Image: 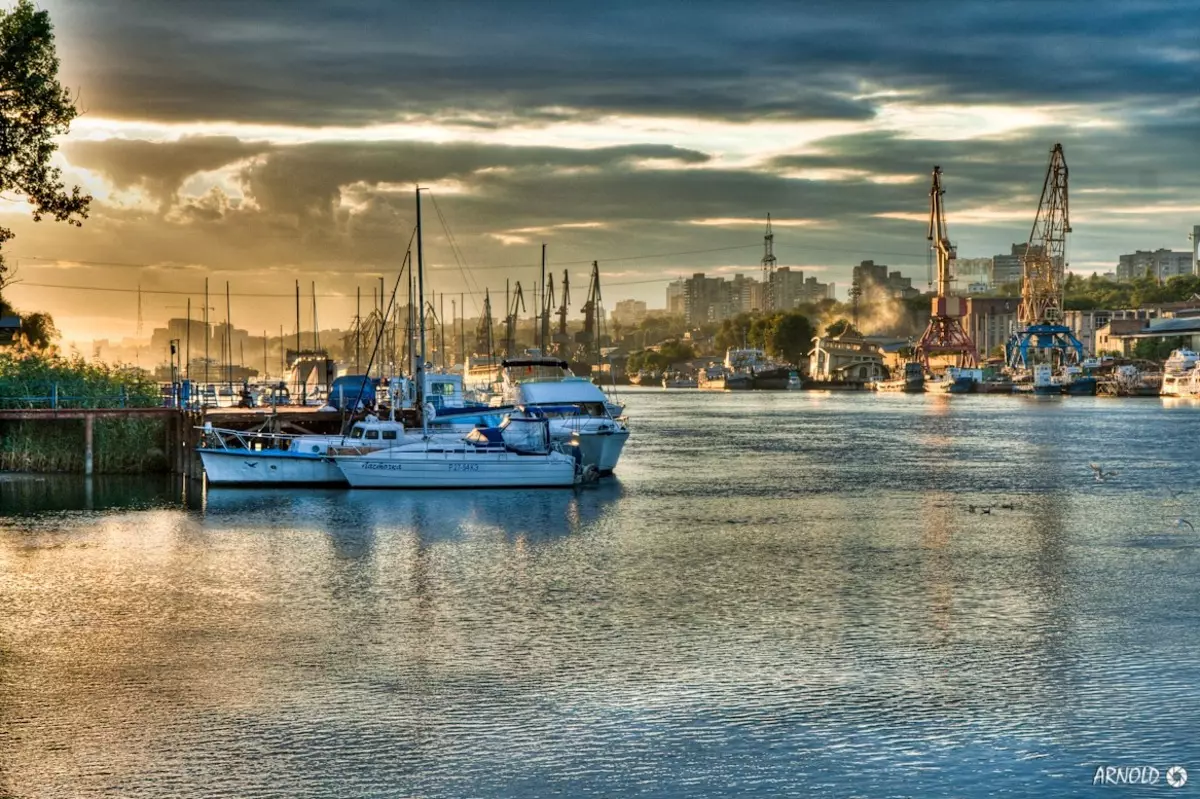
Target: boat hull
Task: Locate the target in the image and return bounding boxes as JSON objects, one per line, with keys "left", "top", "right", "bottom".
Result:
{"left": 751, "top": 367, "right": 797, "bottom": 390}
{"left": 198, "top": 448, "right": 346, "bottom": 485}
{"left": 1061, "top": 377, "right": 1098, "bottom": 396}
{"left": 724, "top": 374, "right": 754, "bottom": 390}
{"left": 571, "top": 428, "right": 629, "bottom": 475}
{"left": 335, "top": 448, "right": 578, "bottom": 488}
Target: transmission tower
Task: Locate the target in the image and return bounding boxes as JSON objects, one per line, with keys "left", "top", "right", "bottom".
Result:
{"left": 913, "top": 166, "right": 978, "bottom": 370}
{"left": 1006, "top": 143, "right": 1083, "bottom": 368}
{"left": 760, "top": 214, "right": 776, "bottom": 312}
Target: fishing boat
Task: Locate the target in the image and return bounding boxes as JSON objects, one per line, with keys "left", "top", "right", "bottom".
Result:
{"left": 333, "top": 415, "right": 579, "bottom": 489}
{"left": 1058, "top": 366, "right": 1098, "bottom": 396}
{"left": 697, "top": 365, "right": 727, "bottom": 390}
{"left": 925, "top": 367, "right": 973, "bottom": 394}
{"left": 871, "top": 362, "right": 924, "bottom": 392}
{"left": 661, "top": 371, "right": 698, "bottom": 389}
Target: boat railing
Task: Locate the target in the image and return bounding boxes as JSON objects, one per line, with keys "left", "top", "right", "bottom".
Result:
{"left": 197, "top": 426, "right": 304, "bottom": 453}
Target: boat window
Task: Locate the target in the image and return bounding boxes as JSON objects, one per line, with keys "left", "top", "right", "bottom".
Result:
{"left": 382, "top": 430, "right": 398, "bottom": 440}
{"left": 350, "top": 427, "right": 365, "bottom": 439}
{"left": 430, "top": 382, "right": 456, "bottom": 396}
{"left": 582, "top": 402, "right": 606, "bottom": 417}
{"left": 365, "top": 430, "right": 380, "bottom": 440}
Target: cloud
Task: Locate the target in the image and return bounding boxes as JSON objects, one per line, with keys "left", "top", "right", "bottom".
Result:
{"left": 10, "top": 1, "right": 1198, "bottom": 341}
{"left": 52, "top": 0, "right": 1198, "bottom": 129}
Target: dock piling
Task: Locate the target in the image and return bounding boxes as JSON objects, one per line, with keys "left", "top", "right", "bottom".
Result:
{"left": 84, "top": 414, "right": 94, "bottom": 476}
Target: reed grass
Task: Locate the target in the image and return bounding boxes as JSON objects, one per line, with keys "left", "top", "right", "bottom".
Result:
{"left": 0, "top": 350, "right": 160, "bottom": 409}
{"left": 0, "top": 351, "right": 168, "bottom": 473}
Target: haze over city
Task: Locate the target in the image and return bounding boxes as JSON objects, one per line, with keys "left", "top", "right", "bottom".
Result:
{"left": 3, "top": 0, "right": 1198, "bottom": 343}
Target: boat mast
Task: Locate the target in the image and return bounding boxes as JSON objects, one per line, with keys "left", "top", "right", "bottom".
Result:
{"left": 416, "top": 187, "right": 427, "bottom": 381}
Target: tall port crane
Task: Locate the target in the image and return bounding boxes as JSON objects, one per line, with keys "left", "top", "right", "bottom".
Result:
{"left": 574, "top": 261, "right": 602, "bottom": 368}
{"left": 540, "top": 272, "right": 555, "bottom": 352}
{"left": 553, "top": 270, "right": 571, "bottom": 357}
{"left": 1006, "top": 143, "right": 1083, "bottom": 368}
{"left": 503, "top": 281, "right": 525, "bottom": 358}
{"left": 474, "top": 289, "right": 495, "bottom": 359}
{"left": 914, "top": 166, "right": 978, "bottom": 370}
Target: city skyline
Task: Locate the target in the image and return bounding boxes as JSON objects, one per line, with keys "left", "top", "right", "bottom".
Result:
{"left": 2, "top": 0, "right": 1197, "bottom": 342}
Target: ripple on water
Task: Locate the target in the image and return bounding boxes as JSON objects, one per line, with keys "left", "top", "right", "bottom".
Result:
{"left": 1, "top": 392, "right": 1199, "bottom": 797}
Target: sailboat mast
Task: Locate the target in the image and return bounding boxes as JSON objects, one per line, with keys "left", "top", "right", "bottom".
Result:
{"left": 416, "top": 187, "right": 427, "bottom": 378}
{"left": 539, "top": 243, "right": 546, "bottom": 351}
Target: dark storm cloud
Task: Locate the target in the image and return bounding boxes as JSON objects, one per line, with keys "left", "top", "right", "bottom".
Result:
{"left": 54, "top": 0, "right": 1198, "bottom": 126}
{"left": 64, "top": 136, "right": 272, "bottom": 205}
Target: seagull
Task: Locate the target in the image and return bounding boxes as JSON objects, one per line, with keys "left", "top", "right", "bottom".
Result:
{"left": 1174, "top": 518, "right": 1195, "bottom": 532}
{"left": 1163, "top": 486, "right": 1186, "bottom": 500}
{"left": 1089, "top": 463, "right": 1119, "bottom": 482}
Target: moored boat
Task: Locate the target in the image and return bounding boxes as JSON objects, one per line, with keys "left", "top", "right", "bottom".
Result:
{"left": 333, "top": 416, "right": 579, "bottom": 489}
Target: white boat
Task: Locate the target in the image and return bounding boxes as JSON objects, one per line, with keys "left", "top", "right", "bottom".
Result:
{"left": 196, "top": 416, "right": 458, "bottom": 485}
{"left": 491, "top": 357, "right": 629, "bottom": 473}
{"left": 1164, "top": 349, "right": 1199, "bottom": 374}
{"left": 1161, "top": 370, "right": 1200, "bottom": 397}
{"left": 333, "top": 416, "right": 579, "bottom": 489}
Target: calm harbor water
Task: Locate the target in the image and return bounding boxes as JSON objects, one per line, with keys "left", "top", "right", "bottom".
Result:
{"left": 2, "top": 390, "right": 1199, "bottom": 798}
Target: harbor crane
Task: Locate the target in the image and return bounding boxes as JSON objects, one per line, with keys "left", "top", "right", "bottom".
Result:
{"left": 503, "top": 281, "right": 525, "bottom": 358}
{"left": 553, "top": 270, "right": 571, "bottom": 357}
{"left": 913, "top": 166, "right": 978, "bottom": 370}
{"left": 540, "top": 272, "right": 555, "bottom": 352}
{"left": 574, "top": 261, "right": 602, "bottom": 368}
{"left": 475, "top": 289, "right": 495, "bottom": 359}
{"left": 1006, "top": 143, "right": 1084, "bottom": 368}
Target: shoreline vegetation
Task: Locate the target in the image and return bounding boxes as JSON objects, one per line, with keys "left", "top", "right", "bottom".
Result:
{"left": 0, "top": 351, "right": 167, "bottom": 474}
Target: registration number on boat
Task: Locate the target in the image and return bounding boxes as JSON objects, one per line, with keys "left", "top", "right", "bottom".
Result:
{"left": 363, "top": 463, "right": 402, "bottom": 471}
{"left": 449, "top": 463, "right": 480, "bottom": 472}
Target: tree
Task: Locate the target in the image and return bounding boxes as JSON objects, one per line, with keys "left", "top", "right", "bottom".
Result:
{"left": 0, "top": 0, "right": 90, "bottom": 283}
{"left": 18, "top": 309, "right": 55, "bottom": 349}
{"left": 825, "top": 318, "right": 860, "bottom": 338}
{"left": 768, "top": 312, "right": 814, "bottom": 365}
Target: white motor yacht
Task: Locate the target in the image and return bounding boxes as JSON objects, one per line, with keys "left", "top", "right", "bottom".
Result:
{"left": 492, "top": 356, "right": 629, "bottom": 474}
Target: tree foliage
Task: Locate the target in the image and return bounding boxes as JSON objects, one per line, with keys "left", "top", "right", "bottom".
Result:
{"left": 1062, "top": 272, "right": 1200, "bottom": 311}
{"left": 0, "top": 0, "right": 90, "bottom": 281}
{"left": 824, "top": 318, "right": 861, "bottom": 338}
{"left": 627, "top": 339, "right": 695, "bottom": 373}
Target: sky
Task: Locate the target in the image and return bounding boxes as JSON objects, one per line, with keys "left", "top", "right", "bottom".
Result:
{"left": 3, "top": 0, "right": 1199, "bottom": 342}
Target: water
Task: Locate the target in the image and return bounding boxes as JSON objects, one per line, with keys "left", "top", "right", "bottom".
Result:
{"left": 2, "top": 391, "right": 1199, "bottom": 798}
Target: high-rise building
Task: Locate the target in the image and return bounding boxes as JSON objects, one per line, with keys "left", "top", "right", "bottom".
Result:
{"left": 1116, "top": 249, "right": 1194, "bottom": 282}
{"left": 768, "top": 267, "right": 808, "bottom": 310}
{"left": 962, "top": 297, "right": 1019, "bottom": 357}
{"left": 611, "top": 299, "right": 647, "bottom": 328}
{"left": 682, "top": 273, "right": 734, "bottom": 326}
{"left": 852, "top": 261, "right": 920, "bottom": 302}
{"left": 797, "top": 276, "right": 834, "bottom": 305}
{"left": 729, "top": 274, "right": 763, "bottom": 313}
{"left": 666, "top": 280, "right": 686, "bottom": 316}
{"left": 991, "top": 244, "right": 1041, "bottom": 287}
{"left": 954, "top": 257, "right": 993, "bottom": 290}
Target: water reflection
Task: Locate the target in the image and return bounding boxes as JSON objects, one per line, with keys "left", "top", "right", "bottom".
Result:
{"left": 2, "top": 394, "right": 1200, "bottom": 797}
